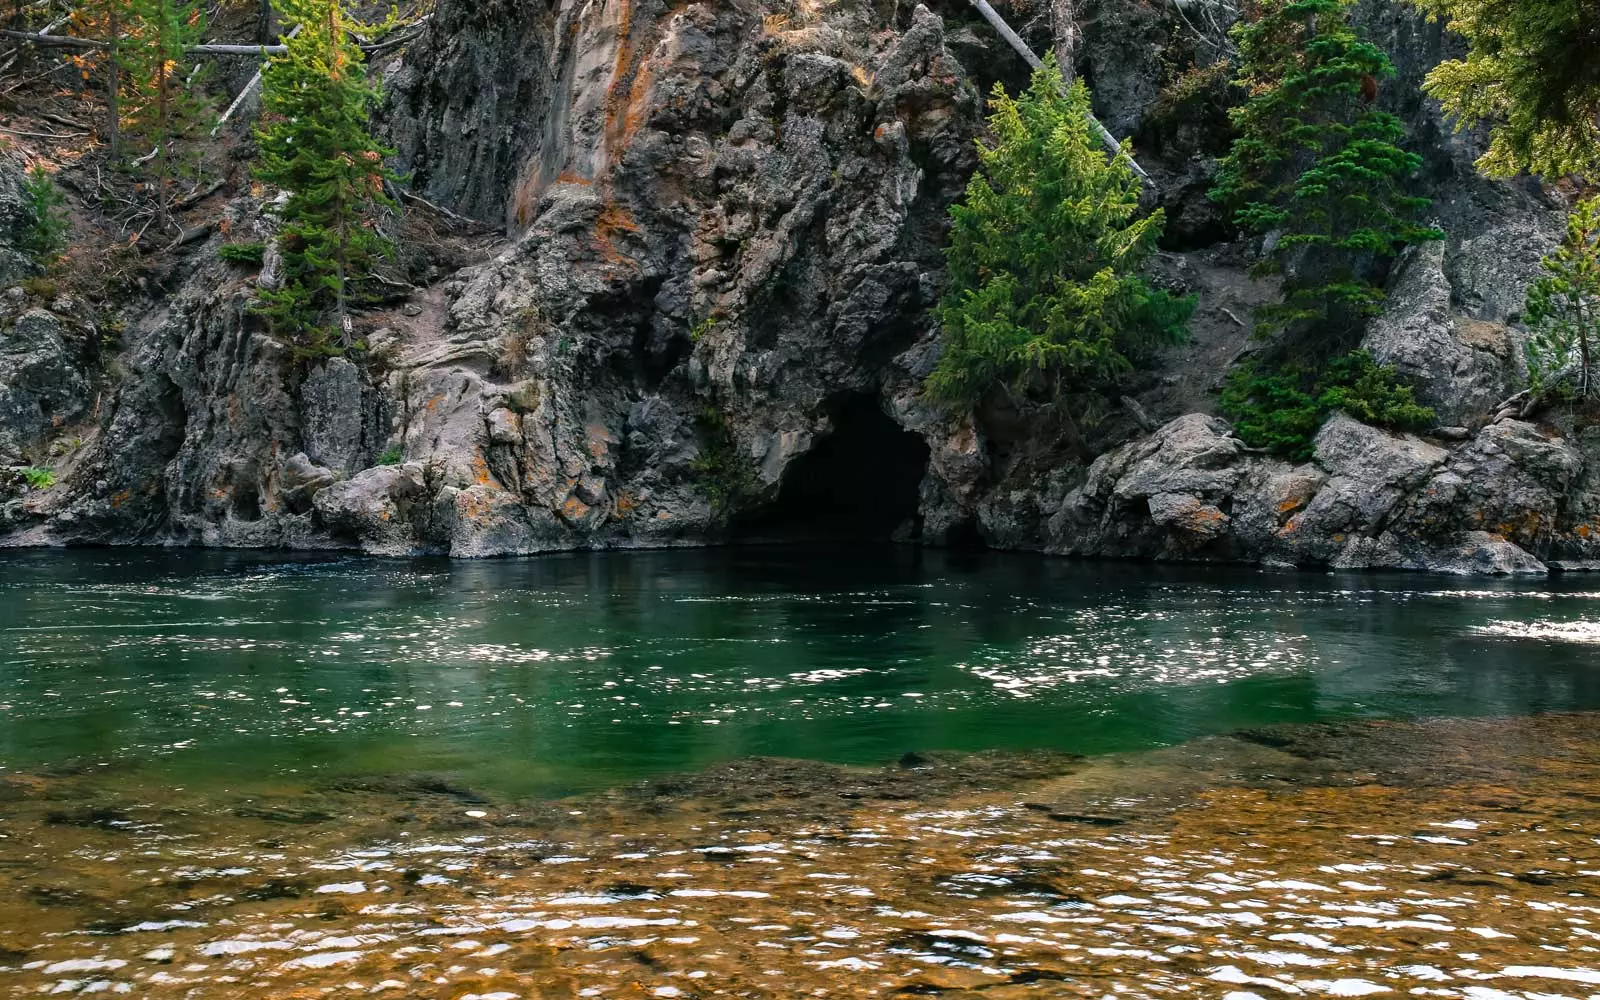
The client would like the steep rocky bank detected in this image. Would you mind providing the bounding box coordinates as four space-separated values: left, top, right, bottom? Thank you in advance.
1 0 1593 573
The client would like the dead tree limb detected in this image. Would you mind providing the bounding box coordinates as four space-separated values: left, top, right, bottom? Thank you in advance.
966 0 1153 186
212 23 300 135
3 21 421 57
1 27 108 47
389 181 495 231
1051 0 1078 79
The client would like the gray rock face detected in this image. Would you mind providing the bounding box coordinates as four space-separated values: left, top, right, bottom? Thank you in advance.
2 2 982 557
0 163 39 290
300 358 379 473
0 309 89 466
2 1 1596 577
1362 243 1518 427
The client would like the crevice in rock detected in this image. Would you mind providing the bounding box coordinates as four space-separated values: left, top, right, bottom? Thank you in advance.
734 392 930 543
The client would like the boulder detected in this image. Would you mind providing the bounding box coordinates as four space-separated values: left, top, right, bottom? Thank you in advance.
1362 243 1516 427
313 464 426 555
280 453 336 514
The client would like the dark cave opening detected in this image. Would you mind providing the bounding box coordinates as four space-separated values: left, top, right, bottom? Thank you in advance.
735 393 931 543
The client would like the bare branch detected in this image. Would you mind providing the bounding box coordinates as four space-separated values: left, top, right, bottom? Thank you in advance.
389 180 496 231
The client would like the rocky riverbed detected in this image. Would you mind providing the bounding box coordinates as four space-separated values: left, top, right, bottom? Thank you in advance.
4 714 1600 997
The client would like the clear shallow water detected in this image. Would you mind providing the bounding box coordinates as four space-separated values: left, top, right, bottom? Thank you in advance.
1 547 1598 795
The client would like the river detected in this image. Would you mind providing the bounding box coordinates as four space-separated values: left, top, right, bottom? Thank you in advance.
1 548 1598 996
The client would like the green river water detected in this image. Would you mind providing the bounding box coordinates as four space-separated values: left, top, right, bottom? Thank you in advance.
2 547 1596 796
4 549 1600 998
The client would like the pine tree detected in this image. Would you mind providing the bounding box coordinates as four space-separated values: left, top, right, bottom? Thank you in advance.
1412 0 1600 180
120 0 212 209
18 164 70 265
1524 196 1600 400
66 0 122 158
254 0 398 356
1211 0 1441 344
927 60 1193 409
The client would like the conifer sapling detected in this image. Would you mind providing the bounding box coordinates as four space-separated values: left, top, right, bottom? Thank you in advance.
1525 196 1600 401
1211 0 1441 344
254 0 399 356
928 59 1192 410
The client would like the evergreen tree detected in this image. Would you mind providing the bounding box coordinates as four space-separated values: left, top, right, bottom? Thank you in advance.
1412 0 1599 180
1524 196 1600 400
927 60 1192 409
18 164 70 265
121 0 211 208
1211 0 1441 343
254 0 398 356
66 0 123 157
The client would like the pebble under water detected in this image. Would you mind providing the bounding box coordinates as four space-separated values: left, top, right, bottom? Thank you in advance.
1 548 1599 997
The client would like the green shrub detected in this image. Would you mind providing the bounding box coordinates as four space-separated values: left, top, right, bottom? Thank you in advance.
218 241 267 266
1222 351 1434 459
689 316 717 342
927 59 1192 409
20 467 55 490
19 277 57 299
376 443 404 466
18 165 69 265
691 407 754 511
1148 60 1238 155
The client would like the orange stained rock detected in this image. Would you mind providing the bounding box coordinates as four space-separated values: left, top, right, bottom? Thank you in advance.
457 487 496 522
586 422 616 460
601 0 655 165
593 201 642 266
471 450 495 486
562 494 592 521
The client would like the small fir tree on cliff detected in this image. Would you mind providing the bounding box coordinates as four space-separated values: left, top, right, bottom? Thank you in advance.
120 0 212 213
254 0 397 356
1211 0 1441 343
1524 196 1600 401
18 165 70 265
928 60 1192 410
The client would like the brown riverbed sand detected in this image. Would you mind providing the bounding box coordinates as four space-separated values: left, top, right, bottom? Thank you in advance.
3 714 1599 997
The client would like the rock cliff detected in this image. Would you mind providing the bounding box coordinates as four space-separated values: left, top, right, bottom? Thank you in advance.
1 0 1594 574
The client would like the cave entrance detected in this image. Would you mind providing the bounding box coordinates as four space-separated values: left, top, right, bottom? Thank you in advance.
735 393 930 543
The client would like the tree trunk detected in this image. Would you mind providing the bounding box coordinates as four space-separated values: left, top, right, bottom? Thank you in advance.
1579 297 1593 398
1052 0 1078 79
258 0 275 44
106 10 120 160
